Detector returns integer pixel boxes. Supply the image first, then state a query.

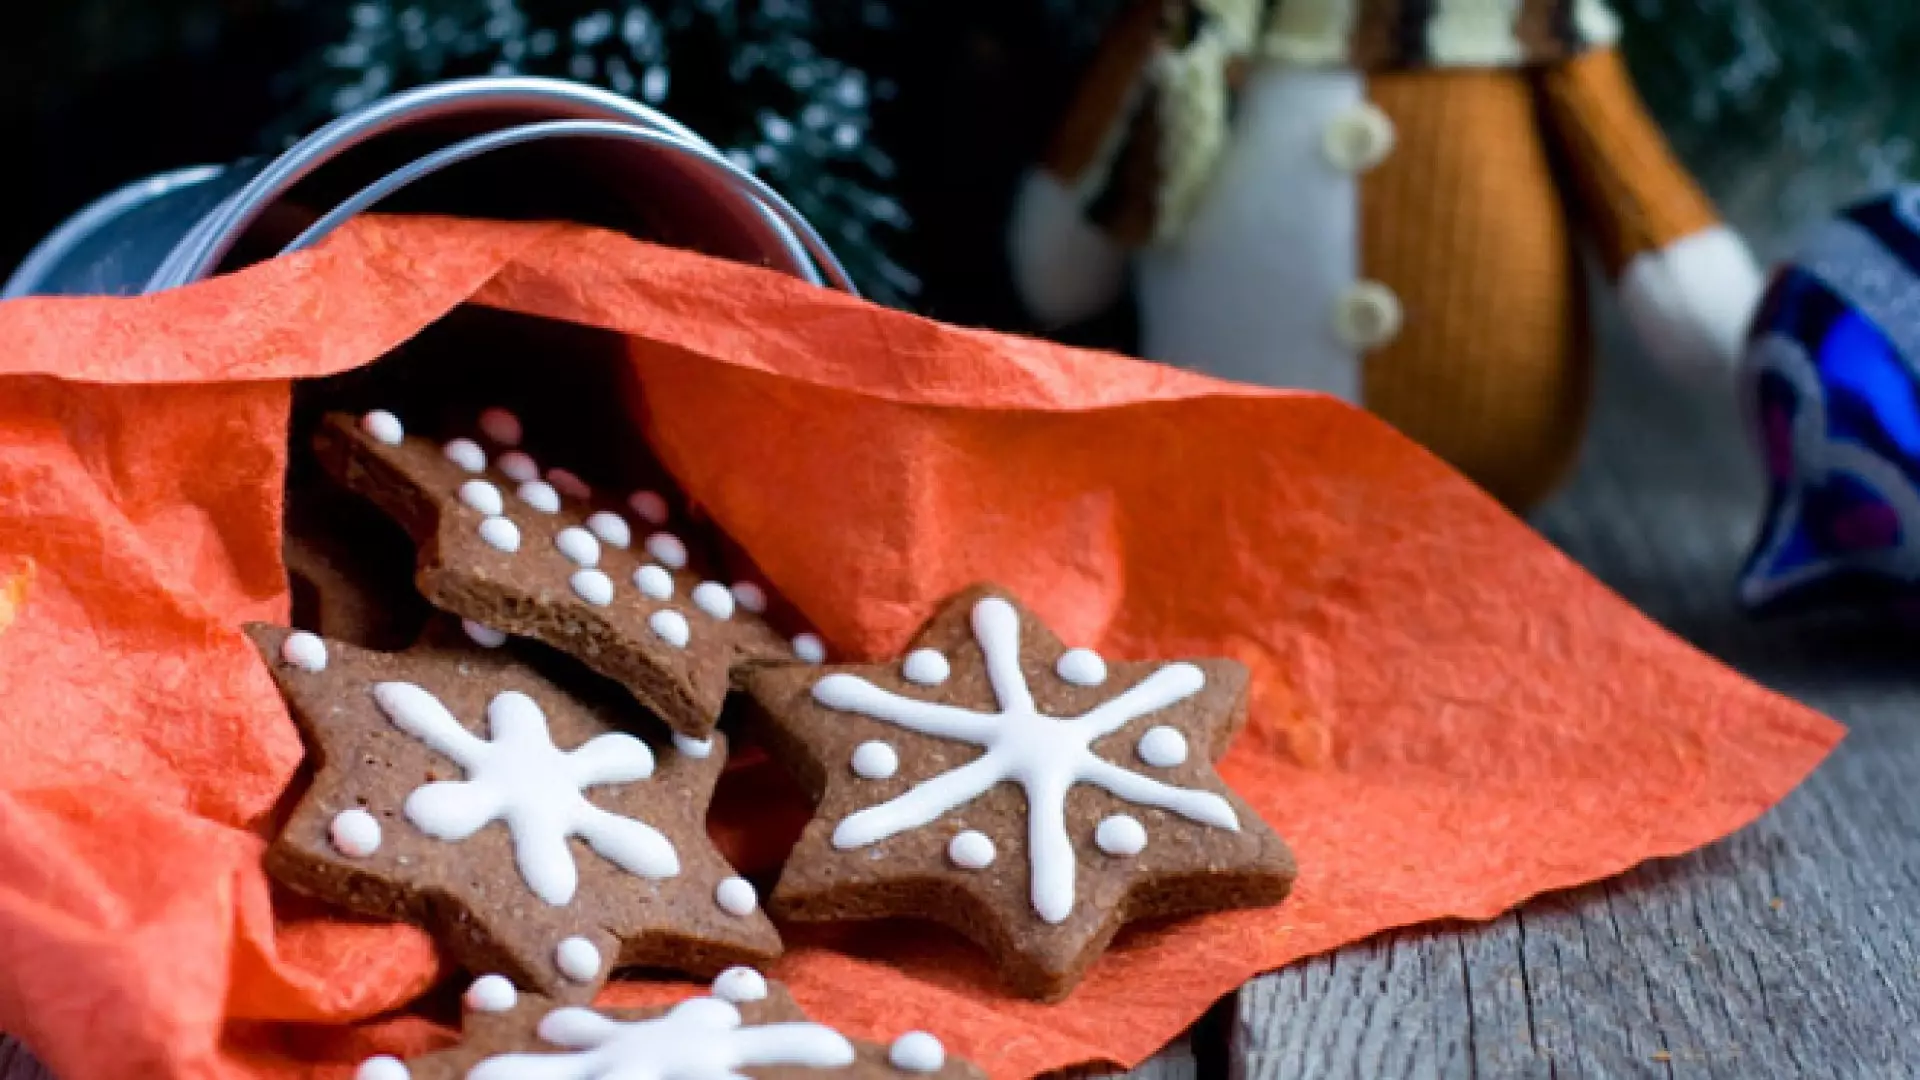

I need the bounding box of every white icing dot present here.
[901,648,950,686]
[692,582,735,620]
[633,564,674,601]
[792,633,826,664]
[443,438,487,473]
[1056,648,1108,687]
[555,936,601,982]
[517,480,561,514]
[628,490,670,524]
[948,830,995,869]
[478,516,521,553]
[586,511,632,549]
[1095,814,1148,857]
[546,467,592,501]
[479,407,523,446]
[710,966,768,1003]
[464,974,518,1013]
[497,451,540,483]
[715,876,758,916]
[571,568,615,606]
[462,620,508,648]
[360,409,404,446]
[672,732,714,759]
[645,532,689,569]
[329,808,381,857]
[649,608,691,648]
[889,1032,946,1073]
[354,1055,410,1080]
[731,581,768,613]
[851,741,899,780]
[458,479,504,516]
[555,526,601,567]
[1136,726,1189,768]
[280,631,328,672]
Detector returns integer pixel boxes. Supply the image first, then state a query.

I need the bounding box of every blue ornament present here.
[1738,186,1920,612]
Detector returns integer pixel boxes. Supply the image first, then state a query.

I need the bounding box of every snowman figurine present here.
[1009,0,1763,509]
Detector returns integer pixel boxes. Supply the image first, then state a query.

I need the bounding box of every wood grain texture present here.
[1231,316,1920,1077]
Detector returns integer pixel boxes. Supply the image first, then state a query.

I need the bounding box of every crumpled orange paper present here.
[0,216,1842,1080]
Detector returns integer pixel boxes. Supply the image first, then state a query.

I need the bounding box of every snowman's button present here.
[1322,103,1396,173]
[1333,281,1404,351]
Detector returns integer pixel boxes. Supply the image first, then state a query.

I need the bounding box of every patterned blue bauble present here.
[1738,186,1920,612]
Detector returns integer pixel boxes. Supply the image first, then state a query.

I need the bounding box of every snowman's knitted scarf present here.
[1075,0,1623,244]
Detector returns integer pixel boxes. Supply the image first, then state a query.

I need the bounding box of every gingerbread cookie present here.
[283,482,431,650]
[375,969,985,1080]
[744,586,1295,1001]
[247,623,782,1000]
[312,406,811,738]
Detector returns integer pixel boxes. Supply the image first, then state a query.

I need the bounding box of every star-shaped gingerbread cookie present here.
[743,585,1296,1001]
[374,968,985,1080]
[312,406,816,738]
[247,622,782,1001]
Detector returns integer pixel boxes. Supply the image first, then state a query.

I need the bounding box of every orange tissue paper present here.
[0,216,1842,1079]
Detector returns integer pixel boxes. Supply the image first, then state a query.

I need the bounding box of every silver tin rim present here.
[146,76,853,294]
[1,165,225,300]
[278,119,830,290]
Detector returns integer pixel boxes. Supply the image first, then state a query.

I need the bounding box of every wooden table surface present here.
[6,332,1916,1079]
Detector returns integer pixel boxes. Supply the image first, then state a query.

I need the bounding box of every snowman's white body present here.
[1134,66,1370,401]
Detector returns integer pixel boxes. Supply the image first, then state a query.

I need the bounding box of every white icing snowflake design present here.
[373,683,681,906]
[467,996,855,1080]
[811,596,1239,923]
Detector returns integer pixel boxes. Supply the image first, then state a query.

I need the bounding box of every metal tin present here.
[3,76,852,300]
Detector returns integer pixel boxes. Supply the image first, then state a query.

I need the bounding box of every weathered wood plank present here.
[1235,742,1920,1080]
[1231,327,1920,1076]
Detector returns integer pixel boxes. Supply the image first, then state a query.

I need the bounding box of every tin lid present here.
[2,166,230,300]
[144,76,852,295]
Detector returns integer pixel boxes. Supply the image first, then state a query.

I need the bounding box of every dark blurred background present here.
[1,0,1916,335]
